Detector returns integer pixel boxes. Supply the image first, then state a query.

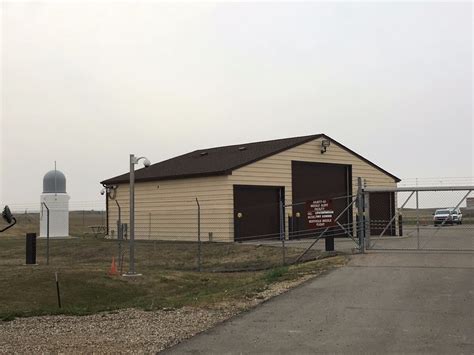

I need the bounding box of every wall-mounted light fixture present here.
[100,185,118,199]
[321,139,331,154]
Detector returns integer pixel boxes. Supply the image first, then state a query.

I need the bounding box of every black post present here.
[325,235,335,251]
[295,213,300,239]
[26,233,37,265]
[235,213,242,241]
[325,217,335,252]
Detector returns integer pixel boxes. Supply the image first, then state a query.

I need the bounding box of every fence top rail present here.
[364,186,474,192]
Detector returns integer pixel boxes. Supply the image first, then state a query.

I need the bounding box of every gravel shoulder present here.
[0,270,326,353]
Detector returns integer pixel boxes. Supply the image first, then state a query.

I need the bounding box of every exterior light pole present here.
[126,153,150,277]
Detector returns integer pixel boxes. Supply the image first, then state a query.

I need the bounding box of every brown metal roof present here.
[101,134,401,185]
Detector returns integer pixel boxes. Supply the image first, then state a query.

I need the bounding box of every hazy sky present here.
[1,1,473,209]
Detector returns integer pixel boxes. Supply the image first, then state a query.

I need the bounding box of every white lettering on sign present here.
[306,199,335,229]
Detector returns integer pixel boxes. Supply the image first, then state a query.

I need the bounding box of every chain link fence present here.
[1,209,107,239]
[4,183,470,272]
[106,196,333,270]
[1,200,329,272]
[365,186,474,251]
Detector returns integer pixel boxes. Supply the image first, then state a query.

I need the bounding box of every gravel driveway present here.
[0,307,236,354]
[0,273,319,353]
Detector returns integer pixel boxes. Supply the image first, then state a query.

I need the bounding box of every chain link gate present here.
[287,177,367,261]
[364,186,474,252]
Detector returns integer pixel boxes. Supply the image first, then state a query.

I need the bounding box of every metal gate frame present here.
[289,177,368,262]
[364,185,474,252]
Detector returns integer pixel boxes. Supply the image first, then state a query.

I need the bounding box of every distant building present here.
[467,197,474,209]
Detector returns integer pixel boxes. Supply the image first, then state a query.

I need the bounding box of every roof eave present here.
[101,170,231,185]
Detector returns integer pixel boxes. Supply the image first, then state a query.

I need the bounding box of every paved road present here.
[167,252,474,354]
[369,225,473,250]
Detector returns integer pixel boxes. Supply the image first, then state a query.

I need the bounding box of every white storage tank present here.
[40,169,70,237]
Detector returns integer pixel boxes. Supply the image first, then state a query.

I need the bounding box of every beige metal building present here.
[101,134,400,242]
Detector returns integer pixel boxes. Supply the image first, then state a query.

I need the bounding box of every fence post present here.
[279,193,286,265]
[288,213,293,240]
[364,189,371,249]
[357,177,365,253]
[196,198,201,272]
[41,202,50,265]
[416,190,420,249]
[117,220,122,268]
[47,206,50,263]
[114,199,123,272]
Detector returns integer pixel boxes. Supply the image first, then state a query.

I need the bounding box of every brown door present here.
[369,192,396,236]
[291,161,352,238]
[233,185,283,241]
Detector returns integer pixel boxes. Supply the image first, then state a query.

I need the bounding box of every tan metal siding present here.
[107,175,234,242]
[229,137,396,197]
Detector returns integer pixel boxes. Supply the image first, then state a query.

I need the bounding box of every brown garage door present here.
[233,185,283,241]
[369,192,396,236]
[291,161,352,238]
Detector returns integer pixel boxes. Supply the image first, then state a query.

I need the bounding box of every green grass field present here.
[0,233,345,321]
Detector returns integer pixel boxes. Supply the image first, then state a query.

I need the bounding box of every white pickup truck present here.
[433,208,463,226]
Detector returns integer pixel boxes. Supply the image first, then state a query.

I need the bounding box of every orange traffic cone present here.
[108,257,118,276]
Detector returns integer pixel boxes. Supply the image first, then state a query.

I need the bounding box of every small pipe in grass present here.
[55,271,62,308]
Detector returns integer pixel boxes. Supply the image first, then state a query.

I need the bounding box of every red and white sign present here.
[306,199,335,229]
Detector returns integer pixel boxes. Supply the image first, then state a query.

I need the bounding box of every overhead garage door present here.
[233,185,283,241]
[369,192,396,236]
[291,161,352,238]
